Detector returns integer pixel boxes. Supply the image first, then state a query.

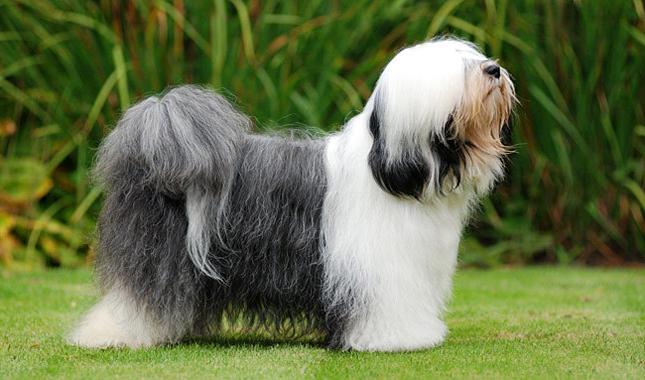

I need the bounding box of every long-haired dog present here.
[69,38,515,352]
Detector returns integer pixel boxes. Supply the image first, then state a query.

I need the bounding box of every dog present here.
[68,38,515,352]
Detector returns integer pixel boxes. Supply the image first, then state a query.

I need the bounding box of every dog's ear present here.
[367,99,430,199]
[368,98,468,197]
[430,114,466,192]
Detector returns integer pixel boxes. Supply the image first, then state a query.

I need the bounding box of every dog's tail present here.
[95,85,250,282]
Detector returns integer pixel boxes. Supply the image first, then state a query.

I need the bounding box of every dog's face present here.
[367,38,516,198]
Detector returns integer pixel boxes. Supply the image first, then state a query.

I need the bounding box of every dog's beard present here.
[443,66,515,191]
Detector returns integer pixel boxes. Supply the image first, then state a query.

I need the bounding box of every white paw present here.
[67,291,171,349]
[67,318,139,349]
[346,319,448,352]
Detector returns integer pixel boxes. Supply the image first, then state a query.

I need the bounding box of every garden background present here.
[1,0,643,270]
[1,1,644,379]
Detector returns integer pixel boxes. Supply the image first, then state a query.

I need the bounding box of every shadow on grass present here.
[180,333,326,350]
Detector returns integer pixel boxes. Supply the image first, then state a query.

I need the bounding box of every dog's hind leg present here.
[67,287,183,348]
[68,185,210,348]
[68,86,248,348]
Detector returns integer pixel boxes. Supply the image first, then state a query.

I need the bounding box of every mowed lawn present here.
[1,267,643,379]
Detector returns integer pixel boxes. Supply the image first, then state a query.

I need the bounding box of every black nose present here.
[484,64,501,79]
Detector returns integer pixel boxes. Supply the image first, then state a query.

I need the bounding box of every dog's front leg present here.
[342,261,455,352]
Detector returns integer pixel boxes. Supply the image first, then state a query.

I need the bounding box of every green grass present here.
[1,267,643,379]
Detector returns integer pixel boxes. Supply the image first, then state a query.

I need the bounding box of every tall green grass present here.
[0,0,643,269]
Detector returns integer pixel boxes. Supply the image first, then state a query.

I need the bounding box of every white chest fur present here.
[322,114,474,351]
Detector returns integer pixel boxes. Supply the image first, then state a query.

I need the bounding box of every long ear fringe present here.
[367,99,469,199]
[430,114,466,194]
[367,99,430,199]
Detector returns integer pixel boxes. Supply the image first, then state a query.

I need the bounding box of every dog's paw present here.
[346,319,448,352]
[67,322,131,349]
[67,292,170,349]
[67,303,148,348]
[67,311,130,348]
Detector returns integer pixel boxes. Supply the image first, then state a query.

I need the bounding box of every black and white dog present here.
[69,38,515,352]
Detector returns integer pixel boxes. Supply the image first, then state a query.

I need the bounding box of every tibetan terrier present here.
[69,38,515,352]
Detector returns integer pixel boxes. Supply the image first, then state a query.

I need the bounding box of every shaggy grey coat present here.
[95,86,347,346]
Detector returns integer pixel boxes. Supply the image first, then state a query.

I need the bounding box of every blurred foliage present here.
[0,0,643,270]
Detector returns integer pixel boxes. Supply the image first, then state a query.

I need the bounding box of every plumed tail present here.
[95,85,250,281]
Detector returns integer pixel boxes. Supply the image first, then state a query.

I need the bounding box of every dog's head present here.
[367,38,516,199]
